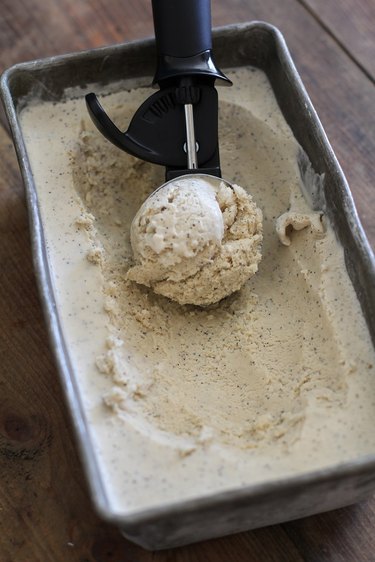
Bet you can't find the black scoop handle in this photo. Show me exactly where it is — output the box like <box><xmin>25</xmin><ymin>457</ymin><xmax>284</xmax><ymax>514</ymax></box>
<box><xmin>152</xmin><ymin>0</ymin><xmax>211</xmax><ymax>58</ymax></box>
<box><xmin>85</xmin><ymin>0</ymin><xmax>231</xmax><ymax>179</ymax></box>
<box><xmin>151</xmin><ymin>0</ymin><xmax>230</xmax><ymax>85</ymax></box>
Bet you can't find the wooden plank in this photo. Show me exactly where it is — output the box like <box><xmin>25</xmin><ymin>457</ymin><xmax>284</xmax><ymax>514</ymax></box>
<box><xmin>283</xmin><ymin>501</ymin><xmax>375</xmax><ymax>561</ymax></box>
<box><xmin>299</xmin><ymin>0</ymin><xmax>375</xmax><ymax>79</ymax></box>
<box><xmin>0</xmin><ymin>0</ymin><xmax>374</xmax><ymax>560</ymax></box>
<box><xmin>0</xmin><ymin>0</ymin><xmax>153</xmax><ymax>66</ymax></box>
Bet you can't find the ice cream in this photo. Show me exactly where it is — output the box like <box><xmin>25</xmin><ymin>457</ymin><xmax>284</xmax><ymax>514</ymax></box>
<box><xmin>19</xmin><ymin>67</ymin><xmax>375</xmax><ymax>516</ymax></box>
<box><xmin>127</xmin><ymin>175</ymin><xmax>263</xmax><ymax>305</ymax></box>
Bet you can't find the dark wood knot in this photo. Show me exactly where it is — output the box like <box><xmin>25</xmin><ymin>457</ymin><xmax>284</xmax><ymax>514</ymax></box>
<box><xmin>0</xmin><ymin>410</ymin><xmax>52</xmax><ymax>461</ymax></box>
<box><xmin>3</xmin><ymin>414</ymin><xmax>34</xmax><ymax>442</ymax></box>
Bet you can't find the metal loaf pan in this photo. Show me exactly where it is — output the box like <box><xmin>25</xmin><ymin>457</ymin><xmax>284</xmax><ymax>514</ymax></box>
<box><xmin>1</xmin><ymin>22</ymin><xmax>375</xmax><ymax>550</ymax></box>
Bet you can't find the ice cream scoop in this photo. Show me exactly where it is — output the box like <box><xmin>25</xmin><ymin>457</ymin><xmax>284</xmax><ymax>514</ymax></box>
<box><xmin>127</xmin><ymin>174</ymin><xmax>263</xmax><ymax>306</ymax></box>
<box><xmin>86</xmin><ymin>0</ymin><xmax>263</xmax><ymax>305</ymax></box>
<box><xmin>85</xmin><ymin>0</ymin><xmax>231</xmax><ymax>181</ymax></box>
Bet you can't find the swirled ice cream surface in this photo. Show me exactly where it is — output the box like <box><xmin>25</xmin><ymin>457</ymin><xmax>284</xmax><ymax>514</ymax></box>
<box><xmin>20</xmin><ymin>67</ymin><xmax>375</xmax><ymax>515</ymax></box>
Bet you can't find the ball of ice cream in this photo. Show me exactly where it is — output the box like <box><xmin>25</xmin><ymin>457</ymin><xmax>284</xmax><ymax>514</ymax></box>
<box><xmin>127</xmin><ymin>175</ymin><xmax>263</xmax><ymax>306</ymax></box>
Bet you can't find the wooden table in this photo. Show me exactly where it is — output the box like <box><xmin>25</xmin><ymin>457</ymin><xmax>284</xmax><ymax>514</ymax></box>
<box><xmin>0</xmin><ymin>1</ymin><xmax>374</xmax><ymax>560</ymax></box>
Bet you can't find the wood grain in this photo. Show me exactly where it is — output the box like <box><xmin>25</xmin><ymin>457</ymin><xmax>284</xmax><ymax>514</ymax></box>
<box><xmin>0</xmin><ymin>0</ymin><xmax>375</xmax><ymax>560</ymax></box>
<box><xmin>300</xmin><ymin>0</ymin><xmax>375</xmax><ymax>79</ymax></box>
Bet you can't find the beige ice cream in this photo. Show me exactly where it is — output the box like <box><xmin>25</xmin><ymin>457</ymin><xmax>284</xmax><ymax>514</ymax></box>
<box><xmin>19</xmin><ymin>67</ymin><xmax>375</xmax><ymax>515</ymax></box>
<box><xmin>127</xmin><ymin>175</ymin><xmax>262</xmax><ymax>305</ymax></box>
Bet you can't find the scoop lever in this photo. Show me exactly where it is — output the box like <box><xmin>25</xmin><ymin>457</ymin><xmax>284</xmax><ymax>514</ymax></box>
<box><xmin>85</xmin><ymin>0</ymin><xmax>231</xmax><ymax>180</ymax></box>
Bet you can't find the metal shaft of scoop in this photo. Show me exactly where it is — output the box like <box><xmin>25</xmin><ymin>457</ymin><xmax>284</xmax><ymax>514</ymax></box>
<box><xmin>184</xmin><ymin>104</ymin><xmax>198</xmax><ymax>169</ymax></box>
